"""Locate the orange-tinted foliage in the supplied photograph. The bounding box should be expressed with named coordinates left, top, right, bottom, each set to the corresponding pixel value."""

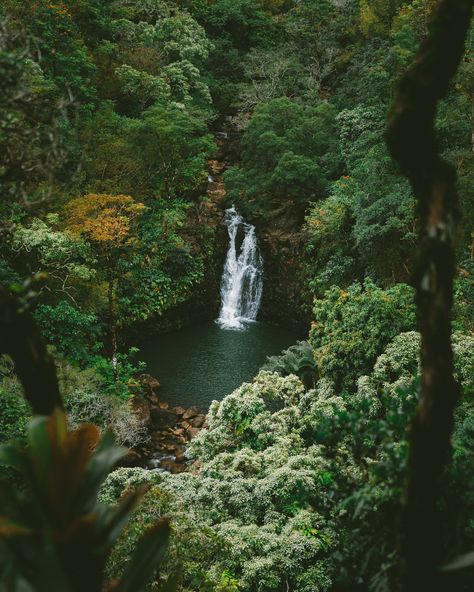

left=30, top=1, right=71, bottom=16
left=65, top=193, right=146, bottom=252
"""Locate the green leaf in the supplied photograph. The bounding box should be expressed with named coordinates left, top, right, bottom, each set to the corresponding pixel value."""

left=116, top=519, right=170, bottom=592
left=73, top=431, right=127, bottom=514
left=97, top=487, right=146, bottom=549
left=1, top=569, right=36, bottom=592
left=27, top=416, right=52, bottom=490
left=441, top=551, right=474, bottom=572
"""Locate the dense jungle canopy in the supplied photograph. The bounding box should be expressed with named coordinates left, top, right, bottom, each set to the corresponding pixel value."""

left=0, top=0, right=473, bottom=591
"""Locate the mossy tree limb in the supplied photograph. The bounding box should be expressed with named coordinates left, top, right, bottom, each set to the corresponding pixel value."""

left=387, top=1, right=473, bottom=590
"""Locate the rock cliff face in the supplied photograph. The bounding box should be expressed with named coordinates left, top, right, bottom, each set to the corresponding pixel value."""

left=257, top=204, right=311, bottom=331
left=218, top=116, right=311, bottom=331
left=218, top=118, right=311, bottom=331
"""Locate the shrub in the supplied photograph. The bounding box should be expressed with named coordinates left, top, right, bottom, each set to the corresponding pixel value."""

left=309, top=279, right=416, bottom=389
left=0, top=356, right=30, bottom=444
left=0, top=356, right=148, bottom=449
left=263, top=341, right=318, bottom=390
left=34, top=301, right=101, bottom=364
left=100, top=332, right=474, bottom=592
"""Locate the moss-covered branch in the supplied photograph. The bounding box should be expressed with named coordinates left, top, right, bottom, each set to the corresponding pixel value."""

left=387, top=1, right=473, bottom=590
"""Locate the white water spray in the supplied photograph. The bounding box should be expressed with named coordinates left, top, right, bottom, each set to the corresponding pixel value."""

left=217, top=207, right=264, bottom=330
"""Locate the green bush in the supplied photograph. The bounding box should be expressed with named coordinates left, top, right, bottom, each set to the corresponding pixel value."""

left=225, top=97, right=340, bottom=217
left=263, top=341, right=318, bottom=390
left=34, top=301, right=101, bottom=364
left=0, top=412, right=171, bottom=591
left=309, top=279, right=416, bottom=389
left=0, top=357, right=30, bottom=444
left=0, top=355, right=148, bottom=449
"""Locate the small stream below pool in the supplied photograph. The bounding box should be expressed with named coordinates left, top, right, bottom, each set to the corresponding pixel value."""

left=138, top=321, right=302, bottom=409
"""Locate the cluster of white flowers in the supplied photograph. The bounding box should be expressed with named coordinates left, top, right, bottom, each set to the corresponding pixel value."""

left=452, top=332, right=474, bottom=393
left=100, top=467, right=161, bottom=506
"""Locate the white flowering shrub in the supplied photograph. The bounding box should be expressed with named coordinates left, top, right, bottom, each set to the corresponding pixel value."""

left=298, top=380, right=347, bottom=445
left=64, top=378, right=149, bottom=448
left=0, top=357, right=149, bottom=448
left=99, top=467, right=162, bottom=505
left=188, top=371, right=306, bottom=460
left=100, top=334, right=474, bottom=592
left=452, top=332, right=474, bottom=394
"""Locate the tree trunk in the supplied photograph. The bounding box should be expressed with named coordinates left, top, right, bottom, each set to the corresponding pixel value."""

left=387, top=1, right=473, bottom=591
left=107, top=267, right=118, bottom=382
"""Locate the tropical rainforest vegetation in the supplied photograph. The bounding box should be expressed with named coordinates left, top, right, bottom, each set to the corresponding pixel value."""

left=0, top=0, right=473, bottom=591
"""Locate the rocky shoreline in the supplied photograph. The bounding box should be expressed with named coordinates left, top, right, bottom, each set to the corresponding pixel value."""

left=122, top=374, right=207, bottom=474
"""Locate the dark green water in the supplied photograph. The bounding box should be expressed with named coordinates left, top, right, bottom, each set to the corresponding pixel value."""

left=139, top=321, right=301, bottom=409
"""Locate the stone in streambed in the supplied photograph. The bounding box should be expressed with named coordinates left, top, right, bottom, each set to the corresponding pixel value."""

left=171, top=427, right=186, bottom=437
left=150, top=407, right=177, bottom=430
left=160, top=457, right=187, bottom=474
left=175, top=450, right=186, bottom=463
left=192, top=414, right=206, bottom=428
left=137, top=374, right=161, bottom=397
left=151, top=430, right=168, bottom=440
left=182, top=406, right=201, bottom=420
left=186, top=427, right=200, bottom=440
left=131, top=396, right=151, bottom=429
left=120, top=449, right=142, bottom=467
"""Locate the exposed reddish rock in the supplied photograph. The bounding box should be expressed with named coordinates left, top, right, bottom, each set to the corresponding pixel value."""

left=183, top=406, right=201, bottom=420
left=192, top=414, right=206, bottom=428
left=131, top=396, right=151, bottom=429
left=137, top=373, right=161, bottom=397
left=175, top=450, right=186, bottom=463
left=171, top=427, right=186, bottom=437
left=131, top=374, right=206, bottom=473
left=159, top=457, right=182, bottom=473
left=150, top=407, right=177, bottom=430
left=120, top=449, right=142, bottom=467
left=186, top=427, right=200, bottom=440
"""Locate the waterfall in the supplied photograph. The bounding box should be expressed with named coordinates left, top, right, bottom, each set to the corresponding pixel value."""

left=217, top=206, right=264, bottom=330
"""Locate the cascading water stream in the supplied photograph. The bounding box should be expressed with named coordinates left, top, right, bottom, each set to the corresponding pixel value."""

left=217, top=206, right=263, bottom=330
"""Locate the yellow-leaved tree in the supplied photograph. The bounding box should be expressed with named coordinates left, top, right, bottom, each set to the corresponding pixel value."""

left=65, top=194, right=145, bottom=375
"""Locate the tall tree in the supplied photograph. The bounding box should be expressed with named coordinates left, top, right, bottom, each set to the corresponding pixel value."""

left=387, top=1, right=473, bottom=590
left=65, top=193, right=145, bottom=374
